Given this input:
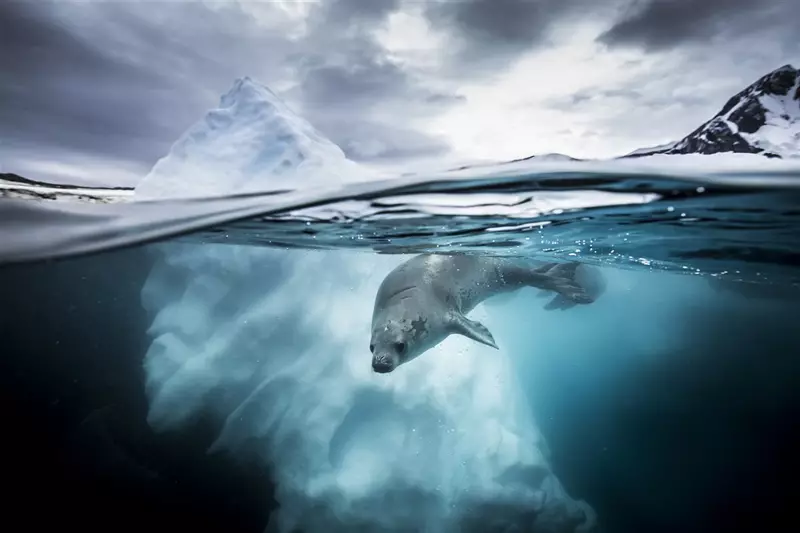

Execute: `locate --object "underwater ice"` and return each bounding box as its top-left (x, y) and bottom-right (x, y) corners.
top-left (138, 78), bottom-right (597, 532)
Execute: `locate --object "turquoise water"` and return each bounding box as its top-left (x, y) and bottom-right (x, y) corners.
top-left (1, 165), bottom-right (799, 533)
top-left (3, 165), bottom-right (800, 283)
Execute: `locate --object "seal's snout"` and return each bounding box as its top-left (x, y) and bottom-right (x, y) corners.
top-left (372, 357), bottom-right (394, 374)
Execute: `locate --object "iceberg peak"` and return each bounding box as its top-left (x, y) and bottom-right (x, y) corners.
top-left (221, 76), bottom-right (284, 109)
top-left (135, 76), bottom-right (370, 199)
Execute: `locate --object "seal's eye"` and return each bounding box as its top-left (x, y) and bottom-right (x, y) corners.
top-left (369, 344), bottom-right (375, 353)
top-left (395, 342), bottom-right (406, 354)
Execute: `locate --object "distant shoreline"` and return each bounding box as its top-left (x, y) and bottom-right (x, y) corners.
top-left (0, 172), bottom-right (133, 203)
top-left (0, 172), bottom-right (133, 191)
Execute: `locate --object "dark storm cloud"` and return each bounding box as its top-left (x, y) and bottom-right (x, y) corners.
top-left (0, 0), bottom-right (463, 184)
top-left (318, 119), bottom-right (452, 161)
top-left (0, 1), bottom-right (166, 166)
top-left (0, 1), bottom-right (295, 184)
top-left (286, 0), bottom-right (464, 161)
top-left (294, 34), bottom-right (463, 114)
top-left (323, 0), bottom-right (401, 24)
top-left (421, 0), bottom-right (601, 72)
top-left (426, 0), bottom-right (564, 48)
top-left (290, 36), bottom-right (461, 163)
top-left (599, 0), bottom-right (800, 50)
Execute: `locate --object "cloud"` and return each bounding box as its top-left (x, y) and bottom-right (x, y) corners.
top-left (321, 0), bottom-right (401, 25)
top-left (319, 120), bottom-right (452, 161)
top-left (294, 38), bottom-right (458, 114)
top-left (1, 0), bottom-right (797, 185)
top-left (0, 1), bottom-right (162, 183)
top-left (599, 0), bottom-right (800, 51)
top-left (0, 0), bottom-right (296, 184)
top-left (425, 0), bottom-right (573, 54)
top-left (421, 0), bottom-right (613, 75)
top-left (285, 0), bottom-right (464, 161)
top-left (0, 0), bottom-right (463, 184)
top-left (544, 87), bottom-right (644, 110)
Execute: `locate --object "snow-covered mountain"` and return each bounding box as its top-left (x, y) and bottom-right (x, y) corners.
top-left (627, 64), bottom-right (799, 159)
top-left (135, 77), bottom-right (378, 199)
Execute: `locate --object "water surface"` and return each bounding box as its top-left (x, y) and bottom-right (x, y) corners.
top-left (1, 161), bottom-right (799, 533)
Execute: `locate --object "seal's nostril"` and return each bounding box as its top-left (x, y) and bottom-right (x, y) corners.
top-left (372, 359), bottom-right (392, 373)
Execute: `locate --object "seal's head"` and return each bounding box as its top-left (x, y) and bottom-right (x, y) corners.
top-left (370, 314), bottom-right (430, 373)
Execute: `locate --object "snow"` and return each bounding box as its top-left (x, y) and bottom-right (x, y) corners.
top-left (270, 151), bottom-right (800, 223)
top-left (521, 152), bottom-right (580, 161)
top-left (134, 77), bottom-right (383, 200)
top-left (610, 151), bottom-right (800, 172)
top-left (623, 66), bottom-right (800, 159)
top-left (388, 151), bottom-right (800, 189)
top-left (0, 177), bottom-right (132, 203)
top-left (624, 140), bottom-right (678, 157)
top-left (738, 76), bottom-right (800, 158)
top-left (139, 78), bottom-right (597, 532)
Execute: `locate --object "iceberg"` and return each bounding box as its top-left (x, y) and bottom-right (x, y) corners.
top-left (135, 78), bottom-right (376, 199)
top-left (136, 77), bottom-right (597, 532)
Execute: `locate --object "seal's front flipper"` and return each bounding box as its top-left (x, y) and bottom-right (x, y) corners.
top-left (448, 313), bottom-right (499, 349)
top-left (543, 295), bottom-right (577, 311)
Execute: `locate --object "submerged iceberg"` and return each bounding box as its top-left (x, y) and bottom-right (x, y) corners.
top-left (136, 77), bottom-right (597, 532)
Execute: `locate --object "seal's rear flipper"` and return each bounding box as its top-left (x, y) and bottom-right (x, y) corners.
top-left (536, 262), bottom-right (594, 306)
top-left (448, 312), bottom-right (499, 349)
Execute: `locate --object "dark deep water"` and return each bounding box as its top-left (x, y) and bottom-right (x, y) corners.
top-left (0, 247), bottom-right (274, 532)
top-left (1, 245), bottom-right (797, 533)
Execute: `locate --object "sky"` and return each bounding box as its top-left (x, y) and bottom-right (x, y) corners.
top-left (0, 0), bottom-right (797, 186)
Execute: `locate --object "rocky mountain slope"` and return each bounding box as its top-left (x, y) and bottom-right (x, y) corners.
top-left (626, 64), bottom-right (799, 159)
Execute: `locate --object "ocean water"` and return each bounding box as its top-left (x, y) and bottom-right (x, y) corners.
top-left (1, 164), bottom-right (799, 533)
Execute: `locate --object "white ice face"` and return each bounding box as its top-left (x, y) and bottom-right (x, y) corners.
top-left (137, 77), bottom-right (597, 533)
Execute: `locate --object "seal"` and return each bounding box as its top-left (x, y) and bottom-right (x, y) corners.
top-left (485, 259), bottom-right (607, 311)
top-left (370, 254), bottom-right (599, 373)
